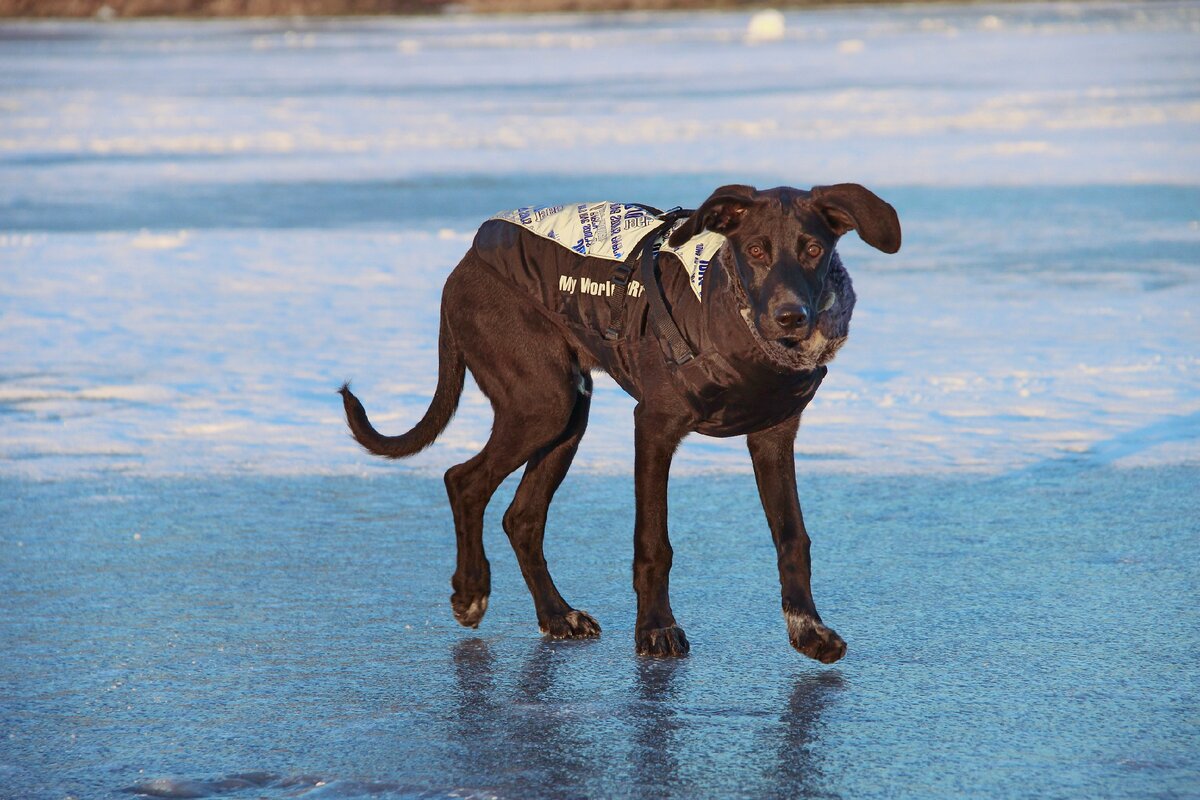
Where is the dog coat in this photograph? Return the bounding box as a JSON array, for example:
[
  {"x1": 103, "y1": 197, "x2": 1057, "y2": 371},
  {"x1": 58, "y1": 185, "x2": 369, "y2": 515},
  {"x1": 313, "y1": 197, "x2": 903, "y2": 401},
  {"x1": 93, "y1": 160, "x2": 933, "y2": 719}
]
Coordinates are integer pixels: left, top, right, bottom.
[
  {"x1": 490, "y1": 202, "x2": 726, "y2": 300},
  {"x1": 473, "y1": 201, "x2": 841, "y2": 427}
]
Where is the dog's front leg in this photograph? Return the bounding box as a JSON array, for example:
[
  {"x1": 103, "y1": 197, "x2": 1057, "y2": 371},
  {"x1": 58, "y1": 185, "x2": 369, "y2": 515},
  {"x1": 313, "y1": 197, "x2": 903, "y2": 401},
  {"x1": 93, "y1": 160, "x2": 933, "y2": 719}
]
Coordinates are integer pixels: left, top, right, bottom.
[
  {"x1": 747, "y1": 417, "x2": 847, "y2": 664},
  {"x1": 633, "y1": 404, "x2": 691, "y2": 657}
]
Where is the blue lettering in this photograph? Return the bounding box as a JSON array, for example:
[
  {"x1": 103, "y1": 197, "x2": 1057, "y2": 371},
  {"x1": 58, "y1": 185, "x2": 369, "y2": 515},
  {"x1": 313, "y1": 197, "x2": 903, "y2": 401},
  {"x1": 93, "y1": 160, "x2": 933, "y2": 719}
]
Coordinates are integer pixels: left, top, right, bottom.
[
  {"x1": 622, "y1": 207, "x2": 651, "y2": 229},
  {"x1": 577, "y1": 204, "x2": 594, "y2": 250},
  {"x1": 609, "y1": 211, "x2": 624, "y2": 258}
]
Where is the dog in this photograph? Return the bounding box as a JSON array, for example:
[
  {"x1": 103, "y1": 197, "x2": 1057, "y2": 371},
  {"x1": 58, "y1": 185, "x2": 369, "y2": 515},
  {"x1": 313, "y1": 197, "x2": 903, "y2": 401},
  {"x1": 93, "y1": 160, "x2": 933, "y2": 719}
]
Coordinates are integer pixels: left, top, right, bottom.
[{"x1": 340, "y1": 183, "x2": 901, "y2": 661}]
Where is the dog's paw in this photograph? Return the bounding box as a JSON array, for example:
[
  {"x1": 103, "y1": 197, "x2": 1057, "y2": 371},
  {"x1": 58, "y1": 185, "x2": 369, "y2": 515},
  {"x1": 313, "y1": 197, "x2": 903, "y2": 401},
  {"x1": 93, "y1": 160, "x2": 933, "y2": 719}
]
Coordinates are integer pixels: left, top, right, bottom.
[
  {"x1": 451, "y1": 594, "x2": 489, "y2": 629},
  {"x1": 785, "y1": 610, "x2": 846, "y2": 664},
  {"x1": 636, "y1": 625, "x2": 690, "y2": 658},
  {"x1": 540, "y1": 609, "x2": 602, "y2": 640}
]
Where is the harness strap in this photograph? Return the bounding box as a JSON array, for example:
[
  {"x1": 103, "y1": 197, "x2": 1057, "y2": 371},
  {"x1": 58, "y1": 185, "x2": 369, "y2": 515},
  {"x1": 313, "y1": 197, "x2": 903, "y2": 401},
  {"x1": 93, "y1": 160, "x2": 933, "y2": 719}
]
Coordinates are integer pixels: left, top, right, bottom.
[
  {"x1": 604, "y1": 207, "x2": 698, "y2": 366},
  {"x1": 603, "y1": 203, "x2": 665, "y2": 342},
  {"x1": 602, "y1": 258, "x2": 636, "y2": 341}
]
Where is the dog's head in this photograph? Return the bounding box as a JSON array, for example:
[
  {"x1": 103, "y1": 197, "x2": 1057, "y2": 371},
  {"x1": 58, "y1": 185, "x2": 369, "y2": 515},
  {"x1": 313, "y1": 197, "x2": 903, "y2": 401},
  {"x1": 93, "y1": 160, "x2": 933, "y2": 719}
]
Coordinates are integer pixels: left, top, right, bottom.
[{"x1": 670, "y1": 183, "x2": 900, "y2": 368}]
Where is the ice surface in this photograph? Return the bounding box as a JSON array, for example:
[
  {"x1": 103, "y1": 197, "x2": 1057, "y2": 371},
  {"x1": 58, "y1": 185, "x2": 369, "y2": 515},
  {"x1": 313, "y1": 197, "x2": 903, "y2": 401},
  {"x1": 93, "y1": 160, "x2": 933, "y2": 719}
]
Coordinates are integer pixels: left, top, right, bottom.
[
  {"x1": 1, "y1": 5, "x2": 1199, "y2": 799},
  {"x1": 1, "y1": 2, "x2": 1198, "y2": 479},
  {"x1": 2, "y1": 469, "x2": 1198, "y2": 798}
]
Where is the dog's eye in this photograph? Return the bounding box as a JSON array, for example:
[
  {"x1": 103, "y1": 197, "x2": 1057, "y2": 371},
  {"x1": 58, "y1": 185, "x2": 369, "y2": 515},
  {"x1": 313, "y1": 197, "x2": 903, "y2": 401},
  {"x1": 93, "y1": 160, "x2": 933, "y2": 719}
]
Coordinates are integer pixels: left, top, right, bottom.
[
  {"x1": 806, "y1": 243, "x2": 823, "y2": 259},
  {"x1": 747, "y1": 244, "x2": 766, "y2": 259}
]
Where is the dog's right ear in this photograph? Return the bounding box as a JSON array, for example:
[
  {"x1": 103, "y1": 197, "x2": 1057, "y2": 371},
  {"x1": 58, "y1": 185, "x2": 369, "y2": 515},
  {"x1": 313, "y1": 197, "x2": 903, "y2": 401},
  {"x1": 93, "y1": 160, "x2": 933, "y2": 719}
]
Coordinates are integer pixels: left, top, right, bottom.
[{"x1": 668, "y1": 185, "x2": 757, "y2": 247}]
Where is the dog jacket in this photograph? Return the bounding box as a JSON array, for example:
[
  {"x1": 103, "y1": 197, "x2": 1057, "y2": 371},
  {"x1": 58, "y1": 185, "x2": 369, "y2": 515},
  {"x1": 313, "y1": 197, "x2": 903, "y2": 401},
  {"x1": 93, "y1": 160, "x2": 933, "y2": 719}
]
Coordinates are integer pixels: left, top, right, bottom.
[
  {"x1": 489, "y1": 202, "x2": 726, "y2": 300},
  {"x1": 472, "y1": 202, "x2": 843, "y2": 429}
]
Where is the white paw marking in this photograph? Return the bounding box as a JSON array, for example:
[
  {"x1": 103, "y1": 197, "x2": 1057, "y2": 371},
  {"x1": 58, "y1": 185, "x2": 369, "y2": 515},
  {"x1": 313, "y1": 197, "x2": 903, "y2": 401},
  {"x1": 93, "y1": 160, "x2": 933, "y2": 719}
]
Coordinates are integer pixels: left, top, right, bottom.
[
  {"x1": 466, "y1": 596, "x2": 488, "y2": 618},
  {"x1": 784, "y1": 609, "x2": 822, "y2": 641}
]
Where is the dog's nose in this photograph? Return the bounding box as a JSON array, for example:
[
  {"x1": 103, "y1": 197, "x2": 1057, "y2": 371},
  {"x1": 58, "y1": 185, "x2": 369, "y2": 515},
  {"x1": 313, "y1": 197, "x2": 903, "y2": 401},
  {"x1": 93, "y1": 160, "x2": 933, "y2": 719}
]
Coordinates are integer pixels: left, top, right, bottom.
[{"x1": 773, "y1": 304, "x2": 810, "y2": 331}]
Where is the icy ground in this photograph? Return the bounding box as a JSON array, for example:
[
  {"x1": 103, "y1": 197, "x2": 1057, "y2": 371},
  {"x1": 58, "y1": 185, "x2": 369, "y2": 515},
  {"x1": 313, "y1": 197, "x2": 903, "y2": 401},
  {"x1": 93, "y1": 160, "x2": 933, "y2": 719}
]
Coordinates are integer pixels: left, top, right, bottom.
[
  {"x1": 0, "y1": 1, "x2": 1198, "y2": 477},
  {"x1": 1, "y1": 3, "x2": 1199, "y2": 799},
  {"x1": 3, "y1": 468, "x2": 1198, "y2": 799}
]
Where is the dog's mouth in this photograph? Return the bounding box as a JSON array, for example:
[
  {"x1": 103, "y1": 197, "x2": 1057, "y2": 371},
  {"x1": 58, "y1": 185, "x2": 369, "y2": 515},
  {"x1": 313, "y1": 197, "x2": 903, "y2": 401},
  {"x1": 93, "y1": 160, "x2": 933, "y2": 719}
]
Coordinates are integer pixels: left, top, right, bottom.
[
  {"x1": 722, "y1": 246, "x2": 852, "y2": 373},
  {"x1": 738, "y1": 307, "x2": 825, "y2": 369}
]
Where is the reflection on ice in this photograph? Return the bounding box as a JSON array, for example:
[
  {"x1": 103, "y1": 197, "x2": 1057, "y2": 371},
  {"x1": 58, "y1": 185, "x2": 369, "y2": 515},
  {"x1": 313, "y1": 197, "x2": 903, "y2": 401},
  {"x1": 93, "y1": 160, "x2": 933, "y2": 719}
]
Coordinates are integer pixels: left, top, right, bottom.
[{"x1": 774, "y1": 672, "x2": 846, "y2": 799}]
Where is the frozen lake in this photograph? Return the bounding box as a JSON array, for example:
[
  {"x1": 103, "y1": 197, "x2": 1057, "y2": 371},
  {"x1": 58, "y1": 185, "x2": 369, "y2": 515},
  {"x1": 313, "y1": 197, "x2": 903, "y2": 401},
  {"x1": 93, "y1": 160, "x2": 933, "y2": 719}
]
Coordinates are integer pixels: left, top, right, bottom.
[
  {"x1": 3, "y1": 467, "x2": 1198, "y2": 798},
  {"x1": 1, "y1": 3, "x2": 1199, "y2": 798}
]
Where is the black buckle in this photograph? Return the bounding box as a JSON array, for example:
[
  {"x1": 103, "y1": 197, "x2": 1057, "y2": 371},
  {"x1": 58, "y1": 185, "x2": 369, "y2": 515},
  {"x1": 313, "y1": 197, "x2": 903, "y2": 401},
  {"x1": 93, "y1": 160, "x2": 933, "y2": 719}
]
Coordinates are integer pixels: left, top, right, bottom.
[
  {"x1": 660, "y1": 206, "x2": 689, "y2": 223},
  {"x1": 611, "y1": 262, "x2": 633, "y2": 288}
]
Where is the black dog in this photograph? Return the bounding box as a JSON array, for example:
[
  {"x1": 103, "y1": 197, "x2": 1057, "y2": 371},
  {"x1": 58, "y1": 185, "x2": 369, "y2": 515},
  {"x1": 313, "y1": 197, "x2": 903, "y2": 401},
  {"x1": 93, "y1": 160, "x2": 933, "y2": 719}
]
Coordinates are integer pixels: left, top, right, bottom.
[{"x1": 340, "y1": 184, "x2": 900, "y2": 661}]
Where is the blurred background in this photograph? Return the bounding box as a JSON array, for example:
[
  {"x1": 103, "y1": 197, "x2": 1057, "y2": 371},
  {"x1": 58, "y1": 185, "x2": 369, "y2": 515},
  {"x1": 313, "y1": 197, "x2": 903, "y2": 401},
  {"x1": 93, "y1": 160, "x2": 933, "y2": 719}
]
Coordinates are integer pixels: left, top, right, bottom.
[{"x1": 2, "y1": 2, "x2": 1197, "y2": 478}]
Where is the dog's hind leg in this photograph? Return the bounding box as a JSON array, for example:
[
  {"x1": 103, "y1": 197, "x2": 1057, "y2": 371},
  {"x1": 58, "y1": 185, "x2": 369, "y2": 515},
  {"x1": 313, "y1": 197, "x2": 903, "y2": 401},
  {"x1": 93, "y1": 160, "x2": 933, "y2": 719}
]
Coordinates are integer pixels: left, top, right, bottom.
[
  {"x1": 440, "y1": 260, "x2": 581, "y2": 629},
  {"x1": 502, "y1": 367, "x2": 601, "y2": 639},
  {"x1": 444, "y1": 401, "x2": 575, "y2": 628}
]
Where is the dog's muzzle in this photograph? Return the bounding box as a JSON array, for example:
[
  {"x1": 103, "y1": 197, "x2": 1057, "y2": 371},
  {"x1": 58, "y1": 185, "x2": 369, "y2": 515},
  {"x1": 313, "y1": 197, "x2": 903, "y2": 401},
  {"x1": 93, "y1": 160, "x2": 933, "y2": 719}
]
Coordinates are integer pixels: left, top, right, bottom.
[{"x1": 766, "y1": 289, "x2": 838, "y2": 340}]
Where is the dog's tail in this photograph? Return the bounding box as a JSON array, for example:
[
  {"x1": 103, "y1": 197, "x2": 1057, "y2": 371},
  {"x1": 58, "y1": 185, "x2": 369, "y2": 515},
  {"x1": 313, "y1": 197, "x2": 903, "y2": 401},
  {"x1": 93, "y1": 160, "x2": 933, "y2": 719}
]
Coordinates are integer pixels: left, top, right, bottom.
[{"x1": 338, "y1": 309, "x2": 465, "y2": 459}]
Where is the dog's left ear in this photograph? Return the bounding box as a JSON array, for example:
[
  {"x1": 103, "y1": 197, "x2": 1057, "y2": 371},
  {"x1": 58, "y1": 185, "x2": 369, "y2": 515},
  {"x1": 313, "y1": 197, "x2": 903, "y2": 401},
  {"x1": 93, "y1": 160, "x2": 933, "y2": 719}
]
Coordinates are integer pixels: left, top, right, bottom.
[
  {"x1": 668, "y1": 185, "x2": 757, "y2": 247},
  {"x1": 810, "y1": 184, "x2": 902, "y2": 254}
]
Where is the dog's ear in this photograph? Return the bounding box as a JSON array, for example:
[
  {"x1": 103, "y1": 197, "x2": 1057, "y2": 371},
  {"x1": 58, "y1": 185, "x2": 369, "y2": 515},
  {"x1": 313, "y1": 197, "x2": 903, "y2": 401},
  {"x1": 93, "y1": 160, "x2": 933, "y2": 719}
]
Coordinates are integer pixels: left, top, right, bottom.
[
  {"x1": 668, "y1": 185, "x2": 757, "y2": 247},
  {"x1": 810, "y1": 184, "x2": 901, "y2": 254}
]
